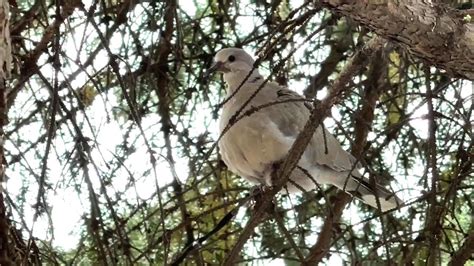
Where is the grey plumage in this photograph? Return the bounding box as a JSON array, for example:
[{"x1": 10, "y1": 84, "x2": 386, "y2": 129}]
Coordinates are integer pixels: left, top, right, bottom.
[{"x1": 211, "y1": 48, "x2": 402, "y2": 211}]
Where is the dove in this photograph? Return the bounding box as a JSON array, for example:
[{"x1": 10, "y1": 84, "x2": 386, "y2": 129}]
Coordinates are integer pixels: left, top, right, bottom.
[{"x1": 208, "y1": 48, "x2": 402, "y2": 211}]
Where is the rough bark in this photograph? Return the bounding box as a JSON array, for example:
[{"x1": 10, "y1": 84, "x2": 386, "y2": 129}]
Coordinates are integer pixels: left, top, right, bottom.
[
  {"x1": 0, "y1": 0, "x2": 11, "y2": 264},
  {"x1": 320, "y1": 0, "x2": 474, "y2": 80},
  {"x1": 449, "y1": 232, "x2": 474, "y2": 266}
]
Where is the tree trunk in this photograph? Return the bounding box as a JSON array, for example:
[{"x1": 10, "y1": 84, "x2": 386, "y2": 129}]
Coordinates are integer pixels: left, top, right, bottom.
[{"x1": 320, "y1": 0, "x2": 474, "y2": 80}]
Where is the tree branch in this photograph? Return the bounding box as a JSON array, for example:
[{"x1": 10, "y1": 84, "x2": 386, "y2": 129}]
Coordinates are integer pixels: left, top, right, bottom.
[
  {"x1": 449, "y1": 232, "x2": 474, "y2": 266},
  {"x1": 320, "y1": 0, "x2": 474, "y2": 80},
  {"x1": 0, "y1": 0, "x2": 13, "y2": 263}
]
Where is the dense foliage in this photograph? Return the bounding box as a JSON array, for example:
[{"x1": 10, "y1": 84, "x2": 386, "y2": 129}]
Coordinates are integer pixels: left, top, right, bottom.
[{"x1": 1, "y1": 0, "x2": 472, "y2": 264}]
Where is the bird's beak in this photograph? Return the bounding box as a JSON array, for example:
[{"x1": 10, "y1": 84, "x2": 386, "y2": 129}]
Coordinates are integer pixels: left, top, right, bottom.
[{"x1": 205, "y1": 61, "x2": 228, "y2": 78}]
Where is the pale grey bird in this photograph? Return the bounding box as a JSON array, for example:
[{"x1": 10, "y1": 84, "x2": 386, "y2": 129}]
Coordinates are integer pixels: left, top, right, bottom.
[{"x1": 208, "y1": 48, "x2": 402, "y2": 211}]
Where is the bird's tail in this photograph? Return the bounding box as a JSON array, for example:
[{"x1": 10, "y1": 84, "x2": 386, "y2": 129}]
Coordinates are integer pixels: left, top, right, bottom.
[{"x1": 336, "y1": 174, "x2": 403, "y2": 211}]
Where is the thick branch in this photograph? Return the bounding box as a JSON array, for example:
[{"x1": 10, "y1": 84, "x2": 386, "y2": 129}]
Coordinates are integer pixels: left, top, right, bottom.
[
  {"x1": 0, "y1": 0, "x2": 12, "y2": 263},
  {"x1": 449, "y1": 232, "x2": 474, "y2": 266},
  {"x1": 320, "y1": 0, "x2": 474, "y2": 80}
]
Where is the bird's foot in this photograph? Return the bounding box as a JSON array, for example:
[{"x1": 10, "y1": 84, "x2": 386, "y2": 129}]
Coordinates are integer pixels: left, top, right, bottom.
[
  {"x1": 249, "y1": 184, "x2": 268, "y2": 198},
  {"x1": 269, "y1": 160, "x2": 284, "y2": 185},
  {"x1": 248, "y1": 184, "x2": 277, "y2": 213}
]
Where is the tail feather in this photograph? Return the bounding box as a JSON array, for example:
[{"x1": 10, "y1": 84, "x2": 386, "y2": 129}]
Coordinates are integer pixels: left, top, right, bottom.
[
  {"x1": 289, "y1": 165, "x2": 402, "y2": 211},
  {"x1": 338, "y1": 174, "x2": 403, "y2": 211}
]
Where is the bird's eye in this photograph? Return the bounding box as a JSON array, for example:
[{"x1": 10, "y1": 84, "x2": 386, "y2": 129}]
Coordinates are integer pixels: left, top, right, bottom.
[{"x1": 228, "y1": 55, "x2": 235, "y2": 62}]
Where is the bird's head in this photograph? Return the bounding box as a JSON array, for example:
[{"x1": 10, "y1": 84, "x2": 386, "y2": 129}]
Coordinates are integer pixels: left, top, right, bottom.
[
  {"x1": 206, "y1": 48, "x2": 262, "y2": 90},
  {"x1": 208, "y1": 48, "x2": 255, "y2": 73}
]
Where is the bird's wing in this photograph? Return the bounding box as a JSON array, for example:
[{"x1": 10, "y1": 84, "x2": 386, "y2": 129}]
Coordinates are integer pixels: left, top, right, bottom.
[{"x1": 251, "y1": 83, "x2": 360, "y2": 173}]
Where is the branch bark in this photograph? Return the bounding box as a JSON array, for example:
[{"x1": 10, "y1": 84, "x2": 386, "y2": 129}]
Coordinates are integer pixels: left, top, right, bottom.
[
  {"x1": 319, "y1": 0, "x2": 474, "y2": 80},
  {"x1": 449, "y1": 232, "x2": 474, "y2": 266},
  {"x1": 0, "y1": 0, "x2": 12, "y2": 264}
]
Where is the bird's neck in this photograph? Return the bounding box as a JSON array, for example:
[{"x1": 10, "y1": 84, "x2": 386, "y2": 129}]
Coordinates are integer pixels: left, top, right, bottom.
[{"x1": 223, "y1": 69, "x2": 263, "y2": 93}]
